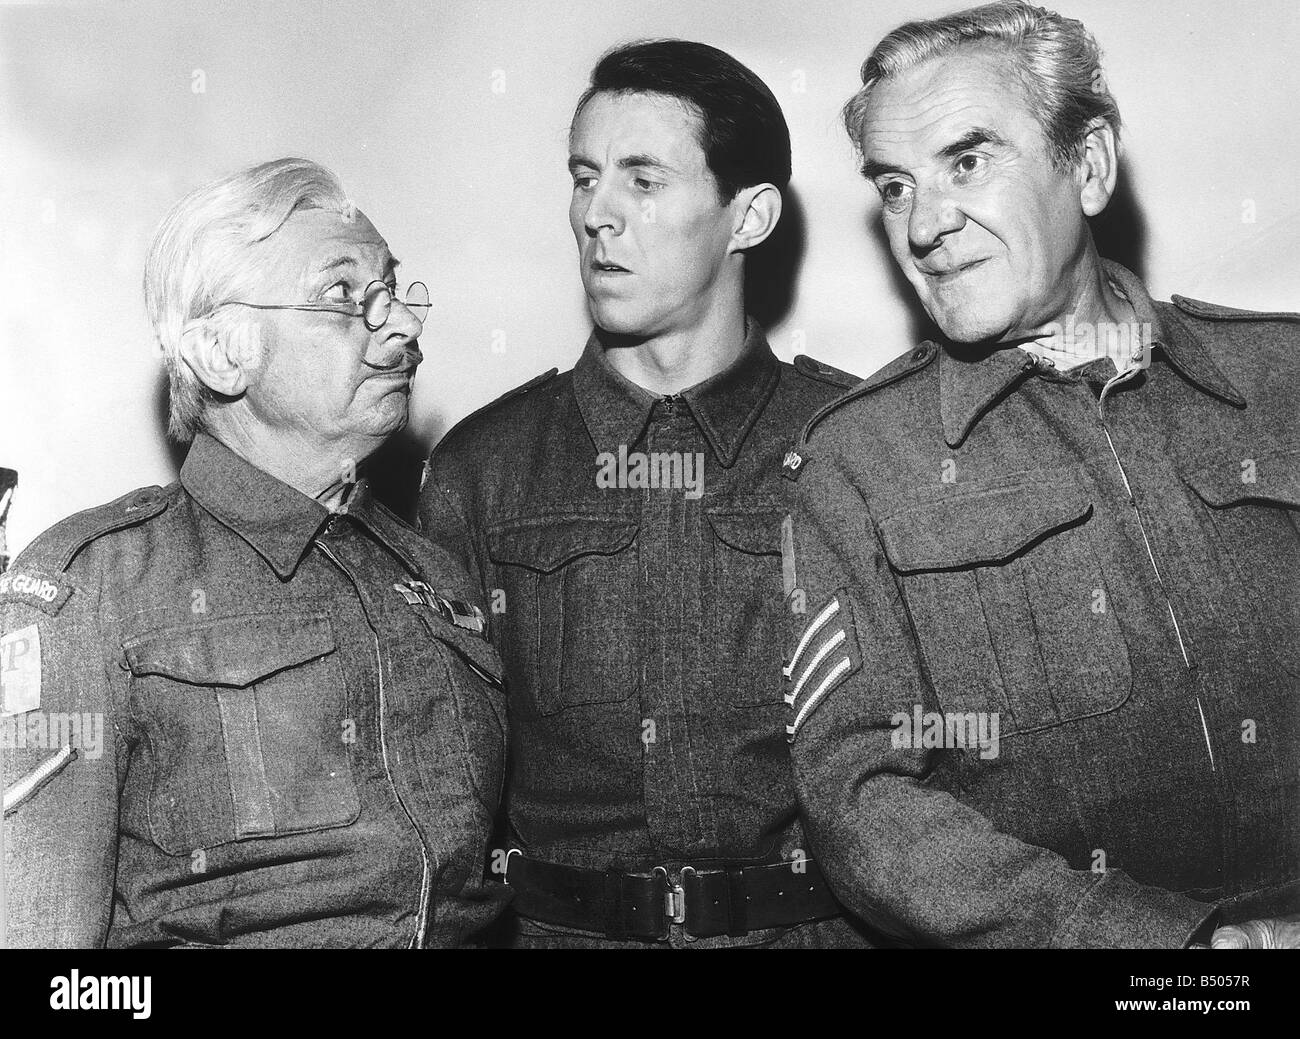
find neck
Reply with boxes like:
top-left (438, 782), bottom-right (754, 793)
top-left (205, 408), bottom-right (374, 504)
top-left (601, 292), bottom-right (748, 396)
top-left (1023, 248), bottom-right (1136, 367)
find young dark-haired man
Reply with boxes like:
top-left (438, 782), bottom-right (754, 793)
top-left (420, 39), bottom-right (871, 948)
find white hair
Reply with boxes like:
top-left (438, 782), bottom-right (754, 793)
top-left (143, 157), bottom-right (350, 442)
top-left (844, 1), bottom-right (1123, 172)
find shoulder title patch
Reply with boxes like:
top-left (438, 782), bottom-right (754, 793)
top-left (0, 568), bottom-right (73, 616)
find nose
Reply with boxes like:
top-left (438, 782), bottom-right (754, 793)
top-left (378, 293), bottom-right (424, 357)
top-left (581, 179), bottom-right (625, 239)
top-left (908, 182), bottom-right (965, 253)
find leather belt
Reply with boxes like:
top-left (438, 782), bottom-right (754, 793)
top-left (505, 851), bottom-right (842, 940)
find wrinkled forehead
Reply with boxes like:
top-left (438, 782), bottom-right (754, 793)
top-left (859, 45), bottom-right (1042, 159)
top-left (570, 90), bottom-right (708, 171)
top-left (255, 207), bottom-right (394, 287)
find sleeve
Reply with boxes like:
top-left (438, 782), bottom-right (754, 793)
top-left (2, 562), bottom-right (120, 948)
top-left (785, 442), bottom-right (1217, 949)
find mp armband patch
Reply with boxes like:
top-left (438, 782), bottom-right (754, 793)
top-left (784, 591), bottom-right (861, 742)
top-left (1, 624), bottom-right (41, 716)
top-left (0, 568), bottom-right (74, 616)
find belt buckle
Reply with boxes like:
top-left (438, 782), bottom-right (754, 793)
top-left (501, 847), bottom-right (521, 884)
top-left (652, 865), bottom-right (695, 937)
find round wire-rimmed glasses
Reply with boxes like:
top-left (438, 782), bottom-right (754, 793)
top-left (217, 280), bottom-right (430, 331)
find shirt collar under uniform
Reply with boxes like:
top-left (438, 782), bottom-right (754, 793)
top-left (572, 317), bottom-right (781, 468)
top-left (938, 260), bottom-right (1247, 448)
top-left (180, 431), bottom-right (398, 579)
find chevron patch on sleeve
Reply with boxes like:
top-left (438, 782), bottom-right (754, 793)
top-left (785, 591), bottom-right (862, 742)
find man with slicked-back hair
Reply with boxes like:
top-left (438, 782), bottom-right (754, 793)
top-left (422, 39), bottom-right (873, 948)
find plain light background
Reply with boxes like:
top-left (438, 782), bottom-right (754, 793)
top-left (1, 0), bottom-right (1297, 555)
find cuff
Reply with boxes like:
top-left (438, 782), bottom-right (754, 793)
top-left (1051, 871), bottom-right (1220, 949)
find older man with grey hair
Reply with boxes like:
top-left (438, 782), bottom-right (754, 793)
top-left (784, 1), bottom-right (1300, 948)
top-left (1, 157), bottom-right (509, 947)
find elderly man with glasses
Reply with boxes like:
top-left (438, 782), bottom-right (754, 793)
top-left (0, 157), bottom-right (508, 948)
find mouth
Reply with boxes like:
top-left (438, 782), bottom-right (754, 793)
top-left (362, 348), bottom-right (423, 375)
top-left (921, 258), bottom-right (989, 280)
top-left (589, 258), bottom-right (631, 275)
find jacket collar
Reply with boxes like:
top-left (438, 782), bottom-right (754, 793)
top-left (572, 318), bottom-right (781, 468)
top-left (180, 432), bottom-right (396, 579)
top-left (939, 260), bottom-right (1247, 448)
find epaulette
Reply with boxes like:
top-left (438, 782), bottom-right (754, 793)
top-left (791, 354), bottom-right (861, 390)
top-left (1171, 296), bottom-right (1300, 324)
top-left (782, 342), bottom-right (939, 481)
top-left (7, 485), bottom-right (169, 579)
top-left (433, 368), bottom-right (560, 450)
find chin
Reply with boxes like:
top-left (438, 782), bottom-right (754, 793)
top-left (932, 306), bottom-right (1016, 346)
top-left (365, 401), bottom-right (410, 438)
top-left (588, 299), bottom-right (657, 338)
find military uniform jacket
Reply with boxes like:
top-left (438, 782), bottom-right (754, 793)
top-left (784, 261), bottom-right (1300, 948)
top-left (1, 432), bottom-right (509, 947)
top-left (420, 320), bottom-right (865, 946)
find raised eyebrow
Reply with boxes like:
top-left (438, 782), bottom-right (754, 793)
top-left (312, 255), bottom-right (399, 285)
top-left (859, 157), bottom-right (905, 181)
top-left (316, 255), bottom-right (360, 274)
top-left (568, 155), bottom-right (598, 174)
top-left (939, 127), bottom-right (1012, 158)
top-left (617, 154), bottom-right (674, 174)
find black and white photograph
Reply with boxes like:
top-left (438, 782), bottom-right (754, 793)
top-left (0, 0), bottom-right (1296, 1017)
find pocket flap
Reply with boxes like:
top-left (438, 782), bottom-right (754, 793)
top-left (124, 613), bottom-right (336, 687)
top-left (705, 508), bottom-right (783, 555)
top-left (1182, 447), bottom-right (1300, 509)
top-left (487, 516), bottom-right (638, 573)
top-left (878, 478), bottom-right (1092, 572)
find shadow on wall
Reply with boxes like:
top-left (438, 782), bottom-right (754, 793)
top-left (1091, 167), bottom-right (1148, 285)
top-left (154, 370), bottom-right (187, 478)
top-left (746, 184), bottom-right (806, 330)
top-left (365, 429), bottom-right (432, 524)
top-left (867, 165), bottom-right (1150, 349)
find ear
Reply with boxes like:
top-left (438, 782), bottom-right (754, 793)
top-left (728, 183), bottom-right (783, 253)
top-left (1078, 118), bottom-right (1118, 218)
top-left (178, 316), bottom-right (261, 397)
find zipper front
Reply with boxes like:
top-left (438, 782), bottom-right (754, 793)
top-left (316, 538), bottom-right (434, 946)
top-left (1095, 375), bottom-right (1214, 772)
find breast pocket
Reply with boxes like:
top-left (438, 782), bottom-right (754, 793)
top-left (123, 612), bottom-right (360, 854)
top-left (486, 515), bottom-right (639, 716)
top-left (876, 474), bottom-right (1133, 736)
top-left (1183, 445), bottom-right (1300, 676)
top-left (705, 506), bottom-right (787, 707)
